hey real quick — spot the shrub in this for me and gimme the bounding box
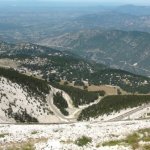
[75,136,92,147]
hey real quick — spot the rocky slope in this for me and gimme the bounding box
[0,67,78,123]
[0,120,150,150]
[0,76,56,123]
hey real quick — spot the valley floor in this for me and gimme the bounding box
[0,120,150,150]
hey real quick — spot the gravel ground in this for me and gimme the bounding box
[0,120,150,150]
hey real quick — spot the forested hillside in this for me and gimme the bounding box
[0,67,50,100]
[1,42,150,94]
[78,95,150,120]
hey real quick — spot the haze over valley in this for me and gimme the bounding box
[0,1,150,150]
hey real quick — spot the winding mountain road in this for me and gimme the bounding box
[46,87,103,122]
[47,86,150,123]
[108,103,150,122]
[47,91,69,122]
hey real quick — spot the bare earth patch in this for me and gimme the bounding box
[0,59,19,69]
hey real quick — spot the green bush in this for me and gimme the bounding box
[75,136,92,147]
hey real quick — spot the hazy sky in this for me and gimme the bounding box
[52,0,150,5]
[42,0,149,3]
[0,0,150,5]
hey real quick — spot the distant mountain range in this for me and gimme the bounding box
[116,5,150,16]
[1,5,150,43]
[39,30,150,77]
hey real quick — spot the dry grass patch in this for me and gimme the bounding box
[143,144,150,150]
[102,139,127,147]
[0,133,9,138]
[60,80,125,95]
[101,128,150,150]
[60,139,74,144]
[0,137,48,150]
